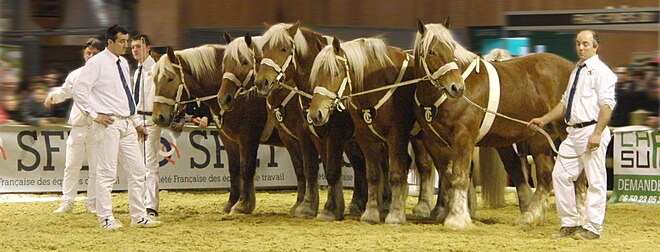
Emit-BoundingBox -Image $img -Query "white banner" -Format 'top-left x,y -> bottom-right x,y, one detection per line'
610,126 -> 660,204
0,124 -> 355,193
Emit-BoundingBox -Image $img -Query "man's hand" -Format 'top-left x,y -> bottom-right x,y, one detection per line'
527,117 -> 547,132
94,114 -> 115,126
171,121 -> 184,133
193,116 -> 209,128
587,133 -> 601,152
136,125 -> 148,142
44,94 -> 54,108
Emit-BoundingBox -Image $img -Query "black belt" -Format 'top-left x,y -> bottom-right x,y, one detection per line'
569,120 -> 597,128
137,111 -> 153,116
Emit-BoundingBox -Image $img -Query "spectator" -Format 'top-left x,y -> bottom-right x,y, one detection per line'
17,84 -> 52,126
170,103 -> 213,133
0,94 -> 20,122
610,66 -> 635,126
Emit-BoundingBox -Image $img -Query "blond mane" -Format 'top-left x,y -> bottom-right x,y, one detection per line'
155,44 -> 224,83
223,36 -> 263,71
260,23 -> 309,57
310,38 -> 393,91
414,24 -> 477,66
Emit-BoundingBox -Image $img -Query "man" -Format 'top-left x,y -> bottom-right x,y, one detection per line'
131,34 -> 162,217
18,84 -> 51,126
72,24 -> 162,231
46,38 -> 104,214
528,30 -> 616,240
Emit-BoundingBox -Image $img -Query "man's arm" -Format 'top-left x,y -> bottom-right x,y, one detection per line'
72,62 -> 99,119
528,103 -> 566,131
45,70 -> 78,108
587,68 -> 617,150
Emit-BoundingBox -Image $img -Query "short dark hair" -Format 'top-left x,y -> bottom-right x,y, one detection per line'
105,24 -> 129,42
84,38 -> 104,51
132,34 -> 151,46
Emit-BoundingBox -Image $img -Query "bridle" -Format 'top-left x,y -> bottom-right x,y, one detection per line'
222,48 -> 258,99
312,55 -> 352,113
153,54 -> 218,119
259,36 -> 297,89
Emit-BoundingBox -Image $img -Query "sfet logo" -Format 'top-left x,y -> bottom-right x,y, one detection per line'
159,131 -> 181,167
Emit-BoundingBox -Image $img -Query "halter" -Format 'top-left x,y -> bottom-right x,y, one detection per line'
222,49 -> 257,99
312,55 -> 352,112
420,53 -> 459,88
260,36 -> 297,86
153,55 -> 218,120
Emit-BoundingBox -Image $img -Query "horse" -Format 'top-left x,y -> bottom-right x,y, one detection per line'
413,18 -> 576,229
307,37 -> 438,224
228,22 -> 369,220
152,44 -> 280,215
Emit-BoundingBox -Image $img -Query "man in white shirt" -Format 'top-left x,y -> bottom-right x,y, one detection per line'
529,30 -> 616,240
72,24 -> 162,231
131,34 -> 162,218
46,38 -> 104,214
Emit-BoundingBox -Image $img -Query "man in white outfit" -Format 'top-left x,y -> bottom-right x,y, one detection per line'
72,24 -> 162,231
46,38 -> 104,214
130,34 -> 162,217
529,30 -> 616,240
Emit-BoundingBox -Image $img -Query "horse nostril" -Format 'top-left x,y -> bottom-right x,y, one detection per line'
158,114 -> 166,124
316,110 -> 323,121
257,80 -> 267,89
450,84 -> 459,94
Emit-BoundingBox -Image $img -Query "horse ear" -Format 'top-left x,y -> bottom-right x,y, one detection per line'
166,46 -> 179,65
332,36 -> 341,54
416,18 -> 426,35
263,21 -> 271,29
314,37 -> 325,51
223,30 -> 234,43
244,31 -> 252,47
288,20 -> 300,37
443,16 -> 451,29
150,50 -> 162,61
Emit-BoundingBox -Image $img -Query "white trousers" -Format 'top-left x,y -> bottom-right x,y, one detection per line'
93,119 -> 147,221
553,125 -> 611,235
142,123 -> 162,211
61,125 -> 96,205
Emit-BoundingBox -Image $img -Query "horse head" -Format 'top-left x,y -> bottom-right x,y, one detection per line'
217,31 -> 260,111
153,46 -> 188,127
415,17 -> 465,97
254,21 -> 302,97
308,37 -> 351,126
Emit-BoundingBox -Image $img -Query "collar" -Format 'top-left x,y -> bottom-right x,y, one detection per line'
579,54 -> 599,68
103,48 -> 122,63
138,56 -> 155,69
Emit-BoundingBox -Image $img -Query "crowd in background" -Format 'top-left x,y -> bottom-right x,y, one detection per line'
0,51 -> 658,128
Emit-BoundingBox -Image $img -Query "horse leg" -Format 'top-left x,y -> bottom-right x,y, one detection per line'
410,138 -> 434,217
496,145 -> 533,212
229,137 -> 260,215
280,135 -> 306,215
294,133 -> 320,218
518,136 -> 554,226
384,135 -> 413,225
443,134 -> 475,230
317,135 -> 346,221
220,135 -> 240,213
344,139 -> 367,216
424,140 -> 450,220
575,171 -> 587,225
359,142 -> 386,224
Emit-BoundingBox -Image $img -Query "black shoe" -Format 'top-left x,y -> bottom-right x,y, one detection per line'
146,208 -> 159,217
573,227 -> 600,240
553,226 -> 579,238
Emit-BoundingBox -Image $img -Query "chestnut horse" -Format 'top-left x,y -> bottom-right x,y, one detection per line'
224,22 -> 368,220
308,37 -> 437,224
413,18 -> 576,229
152,44 -> 280,215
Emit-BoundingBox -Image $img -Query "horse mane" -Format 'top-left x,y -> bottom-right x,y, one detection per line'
414,23 -> 477,66
310,38 -> 393,91
155,44 -> 224,83
260,23 -> 309,57
223,36 -> 263,71
483,48 -> 513,62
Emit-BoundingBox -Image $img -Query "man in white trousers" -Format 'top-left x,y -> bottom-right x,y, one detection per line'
529,30 -> 616,240
46,38 -> 104,214
73,24 -> 162,231
130,34 -> 162,217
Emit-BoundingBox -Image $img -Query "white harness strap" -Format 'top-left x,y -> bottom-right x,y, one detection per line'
476,60 -> 500,143
299,95 -> 320,138
266,88 -> 299,141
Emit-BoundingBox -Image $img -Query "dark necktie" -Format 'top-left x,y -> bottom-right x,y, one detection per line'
564,64 -> 586,123
134,66 -> 142,106
116,59 -> 136,115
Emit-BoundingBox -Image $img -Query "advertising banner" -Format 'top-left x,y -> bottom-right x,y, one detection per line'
0,124 -> 356,193
610,126 -> 660,204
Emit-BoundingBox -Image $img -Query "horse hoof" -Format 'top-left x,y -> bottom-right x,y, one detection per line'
346,203 -> 363,216
384,212 -> 406,225
360,208 -> 380,224
230,202 -> 253,215
317,210 -> 342,222
413,203 -> 431,218
294,205 -> 317,218
222,201 -> 234,213
443,213 -> 472,230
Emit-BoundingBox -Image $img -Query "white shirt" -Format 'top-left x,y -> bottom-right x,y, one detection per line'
561,55 -> 617,126
133,56 -> 156,126
48,67 -> 93,126
72,48 -> 140,127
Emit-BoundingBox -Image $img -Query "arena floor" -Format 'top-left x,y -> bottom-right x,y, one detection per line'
0,189 -> 658,251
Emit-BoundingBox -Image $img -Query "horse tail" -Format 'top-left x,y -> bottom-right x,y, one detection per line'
479,147 -> 507,208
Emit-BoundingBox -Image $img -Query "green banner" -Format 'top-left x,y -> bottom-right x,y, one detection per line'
610,126 -> 660,204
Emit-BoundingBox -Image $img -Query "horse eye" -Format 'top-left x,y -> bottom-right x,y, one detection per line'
429,51 -> 436,56
242,60 -> 248,65
168,77 -> 174,82
281,47 -> 286,52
